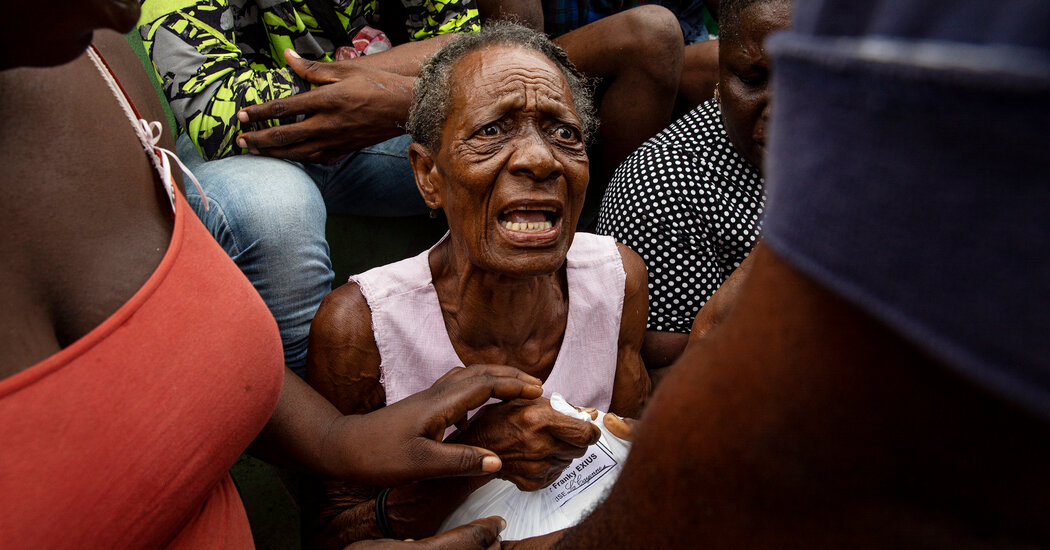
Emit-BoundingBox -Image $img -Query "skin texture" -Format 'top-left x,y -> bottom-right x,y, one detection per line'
677,39 -> 721,115
305,45 -> 650,547
235,35 -> 457,164
718,1 -> 789,171
0,31 -> 174,380
553,6 -> 684,208
505,244 -> 1050,549
1,12 -> 549,549
637,1 -> 789,373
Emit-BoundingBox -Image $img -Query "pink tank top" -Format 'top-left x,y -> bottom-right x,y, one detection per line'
352,233 -> 625,411
0,46 -> 284,548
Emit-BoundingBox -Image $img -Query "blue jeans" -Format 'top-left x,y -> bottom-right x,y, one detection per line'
176,134 -> 427,377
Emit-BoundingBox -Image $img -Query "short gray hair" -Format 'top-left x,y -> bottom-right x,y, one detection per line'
406,22 -> 598,152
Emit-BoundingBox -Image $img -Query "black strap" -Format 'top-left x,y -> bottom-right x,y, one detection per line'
374,487 -> 397,539
304,0 -> 352,48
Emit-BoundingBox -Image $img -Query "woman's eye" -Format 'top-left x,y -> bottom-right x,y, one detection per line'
554,126 -> 578,141
737,72 -> 767,87
480,123 -> 501,137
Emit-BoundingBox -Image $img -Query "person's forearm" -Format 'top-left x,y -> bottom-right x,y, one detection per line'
311,473 -> 494,547
250,368 -> 356,478
350,34 -> 458,77
641,330 -> 689,370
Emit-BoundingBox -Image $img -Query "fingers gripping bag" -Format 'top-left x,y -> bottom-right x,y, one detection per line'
438,393 -> 632,540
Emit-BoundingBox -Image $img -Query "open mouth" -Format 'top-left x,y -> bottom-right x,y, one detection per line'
498,206 -> 559,233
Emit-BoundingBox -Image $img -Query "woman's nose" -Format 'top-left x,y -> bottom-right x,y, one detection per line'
507,126 -> 562,182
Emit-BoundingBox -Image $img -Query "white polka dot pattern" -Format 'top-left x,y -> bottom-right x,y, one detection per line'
595,99 -> 765,334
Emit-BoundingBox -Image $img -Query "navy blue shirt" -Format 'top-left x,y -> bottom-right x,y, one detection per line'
763,0 -> 1050,419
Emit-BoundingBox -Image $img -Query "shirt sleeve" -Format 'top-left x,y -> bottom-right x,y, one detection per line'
401,0 -> 480,41
139,0 -> 311,160
596,143 -> 725,334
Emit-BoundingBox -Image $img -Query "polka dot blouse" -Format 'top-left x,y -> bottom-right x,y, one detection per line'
595,99 -> 765,334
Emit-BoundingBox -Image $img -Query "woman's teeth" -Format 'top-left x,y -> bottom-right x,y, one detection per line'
500,220 -> 553,231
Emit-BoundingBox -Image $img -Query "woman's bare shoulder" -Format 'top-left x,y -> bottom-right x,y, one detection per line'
307,281 -> 385,414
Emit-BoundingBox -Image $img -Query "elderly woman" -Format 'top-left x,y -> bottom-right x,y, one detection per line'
306,23 -> 650,546
595,0 -> 791,374
0,2 -> 558,549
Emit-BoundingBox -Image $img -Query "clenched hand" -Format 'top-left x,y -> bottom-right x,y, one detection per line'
454,397 -> 602,491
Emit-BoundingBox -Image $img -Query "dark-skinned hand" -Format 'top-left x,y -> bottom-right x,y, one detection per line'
343,517 -> 506,550
453,397 -> 601,491
235,49 -> 413,164
322,365 -> 544,487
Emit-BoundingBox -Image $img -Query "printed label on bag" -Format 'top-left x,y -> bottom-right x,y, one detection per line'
545,440 -> 618,508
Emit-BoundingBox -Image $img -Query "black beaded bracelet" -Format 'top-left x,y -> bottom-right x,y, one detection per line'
374,487 -> 396,539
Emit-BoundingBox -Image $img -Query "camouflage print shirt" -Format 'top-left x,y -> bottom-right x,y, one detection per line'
138,0 -> 479,160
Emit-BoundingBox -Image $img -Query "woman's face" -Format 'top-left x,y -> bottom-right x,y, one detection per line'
1,0 -> 140,70
411,45 -> 589,276
718,2 -> 791,171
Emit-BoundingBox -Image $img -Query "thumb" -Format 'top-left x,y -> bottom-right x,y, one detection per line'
419,516 -> 506,549
408,439 -> 504,480
284,48 -> 342,85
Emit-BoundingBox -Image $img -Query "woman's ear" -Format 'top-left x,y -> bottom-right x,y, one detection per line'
409,142 -> 443,210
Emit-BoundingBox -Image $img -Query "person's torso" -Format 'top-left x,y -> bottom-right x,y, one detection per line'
354,232 -> 625,412
0,39 -> 285,548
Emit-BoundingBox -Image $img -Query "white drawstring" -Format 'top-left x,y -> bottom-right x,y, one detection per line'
87,45 -> 208,214
136,119 -> 209,212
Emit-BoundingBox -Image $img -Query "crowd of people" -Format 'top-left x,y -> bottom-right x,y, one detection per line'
2,0 -> 1048,548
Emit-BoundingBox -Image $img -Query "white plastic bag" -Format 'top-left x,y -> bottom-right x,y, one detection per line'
438,393 -> 631,540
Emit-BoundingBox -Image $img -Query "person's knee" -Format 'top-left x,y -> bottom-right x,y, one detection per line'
227,184 -> 327,254
607,6 -> 684,86
191,166 -> 327,257
618,6 -> 683,56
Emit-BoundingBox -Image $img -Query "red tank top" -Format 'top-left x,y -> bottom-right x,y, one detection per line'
0,47 -> 284,548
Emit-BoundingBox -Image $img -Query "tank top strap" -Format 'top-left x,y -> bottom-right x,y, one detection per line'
85,44 -> 207,214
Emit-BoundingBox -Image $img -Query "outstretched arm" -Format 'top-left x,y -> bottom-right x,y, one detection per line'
252,361 -> 543,487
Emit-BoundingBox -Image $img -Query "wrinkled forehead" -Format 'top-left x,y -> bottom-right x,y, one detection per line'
448,45 -> 575,113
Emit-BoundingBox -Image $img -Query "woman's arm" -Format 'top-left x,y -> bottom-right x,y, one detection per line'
250,277 -> 548,483
303,283 -> 600,547
608,243 -> 651,417
303,284 -> 482,546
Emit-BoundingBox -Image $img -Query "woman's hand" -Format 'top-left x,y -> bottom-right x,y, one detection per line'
344,517 -> 506,550
454,397 -> 601,491
321,365 -> 545,486
257,365 -> 544,488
